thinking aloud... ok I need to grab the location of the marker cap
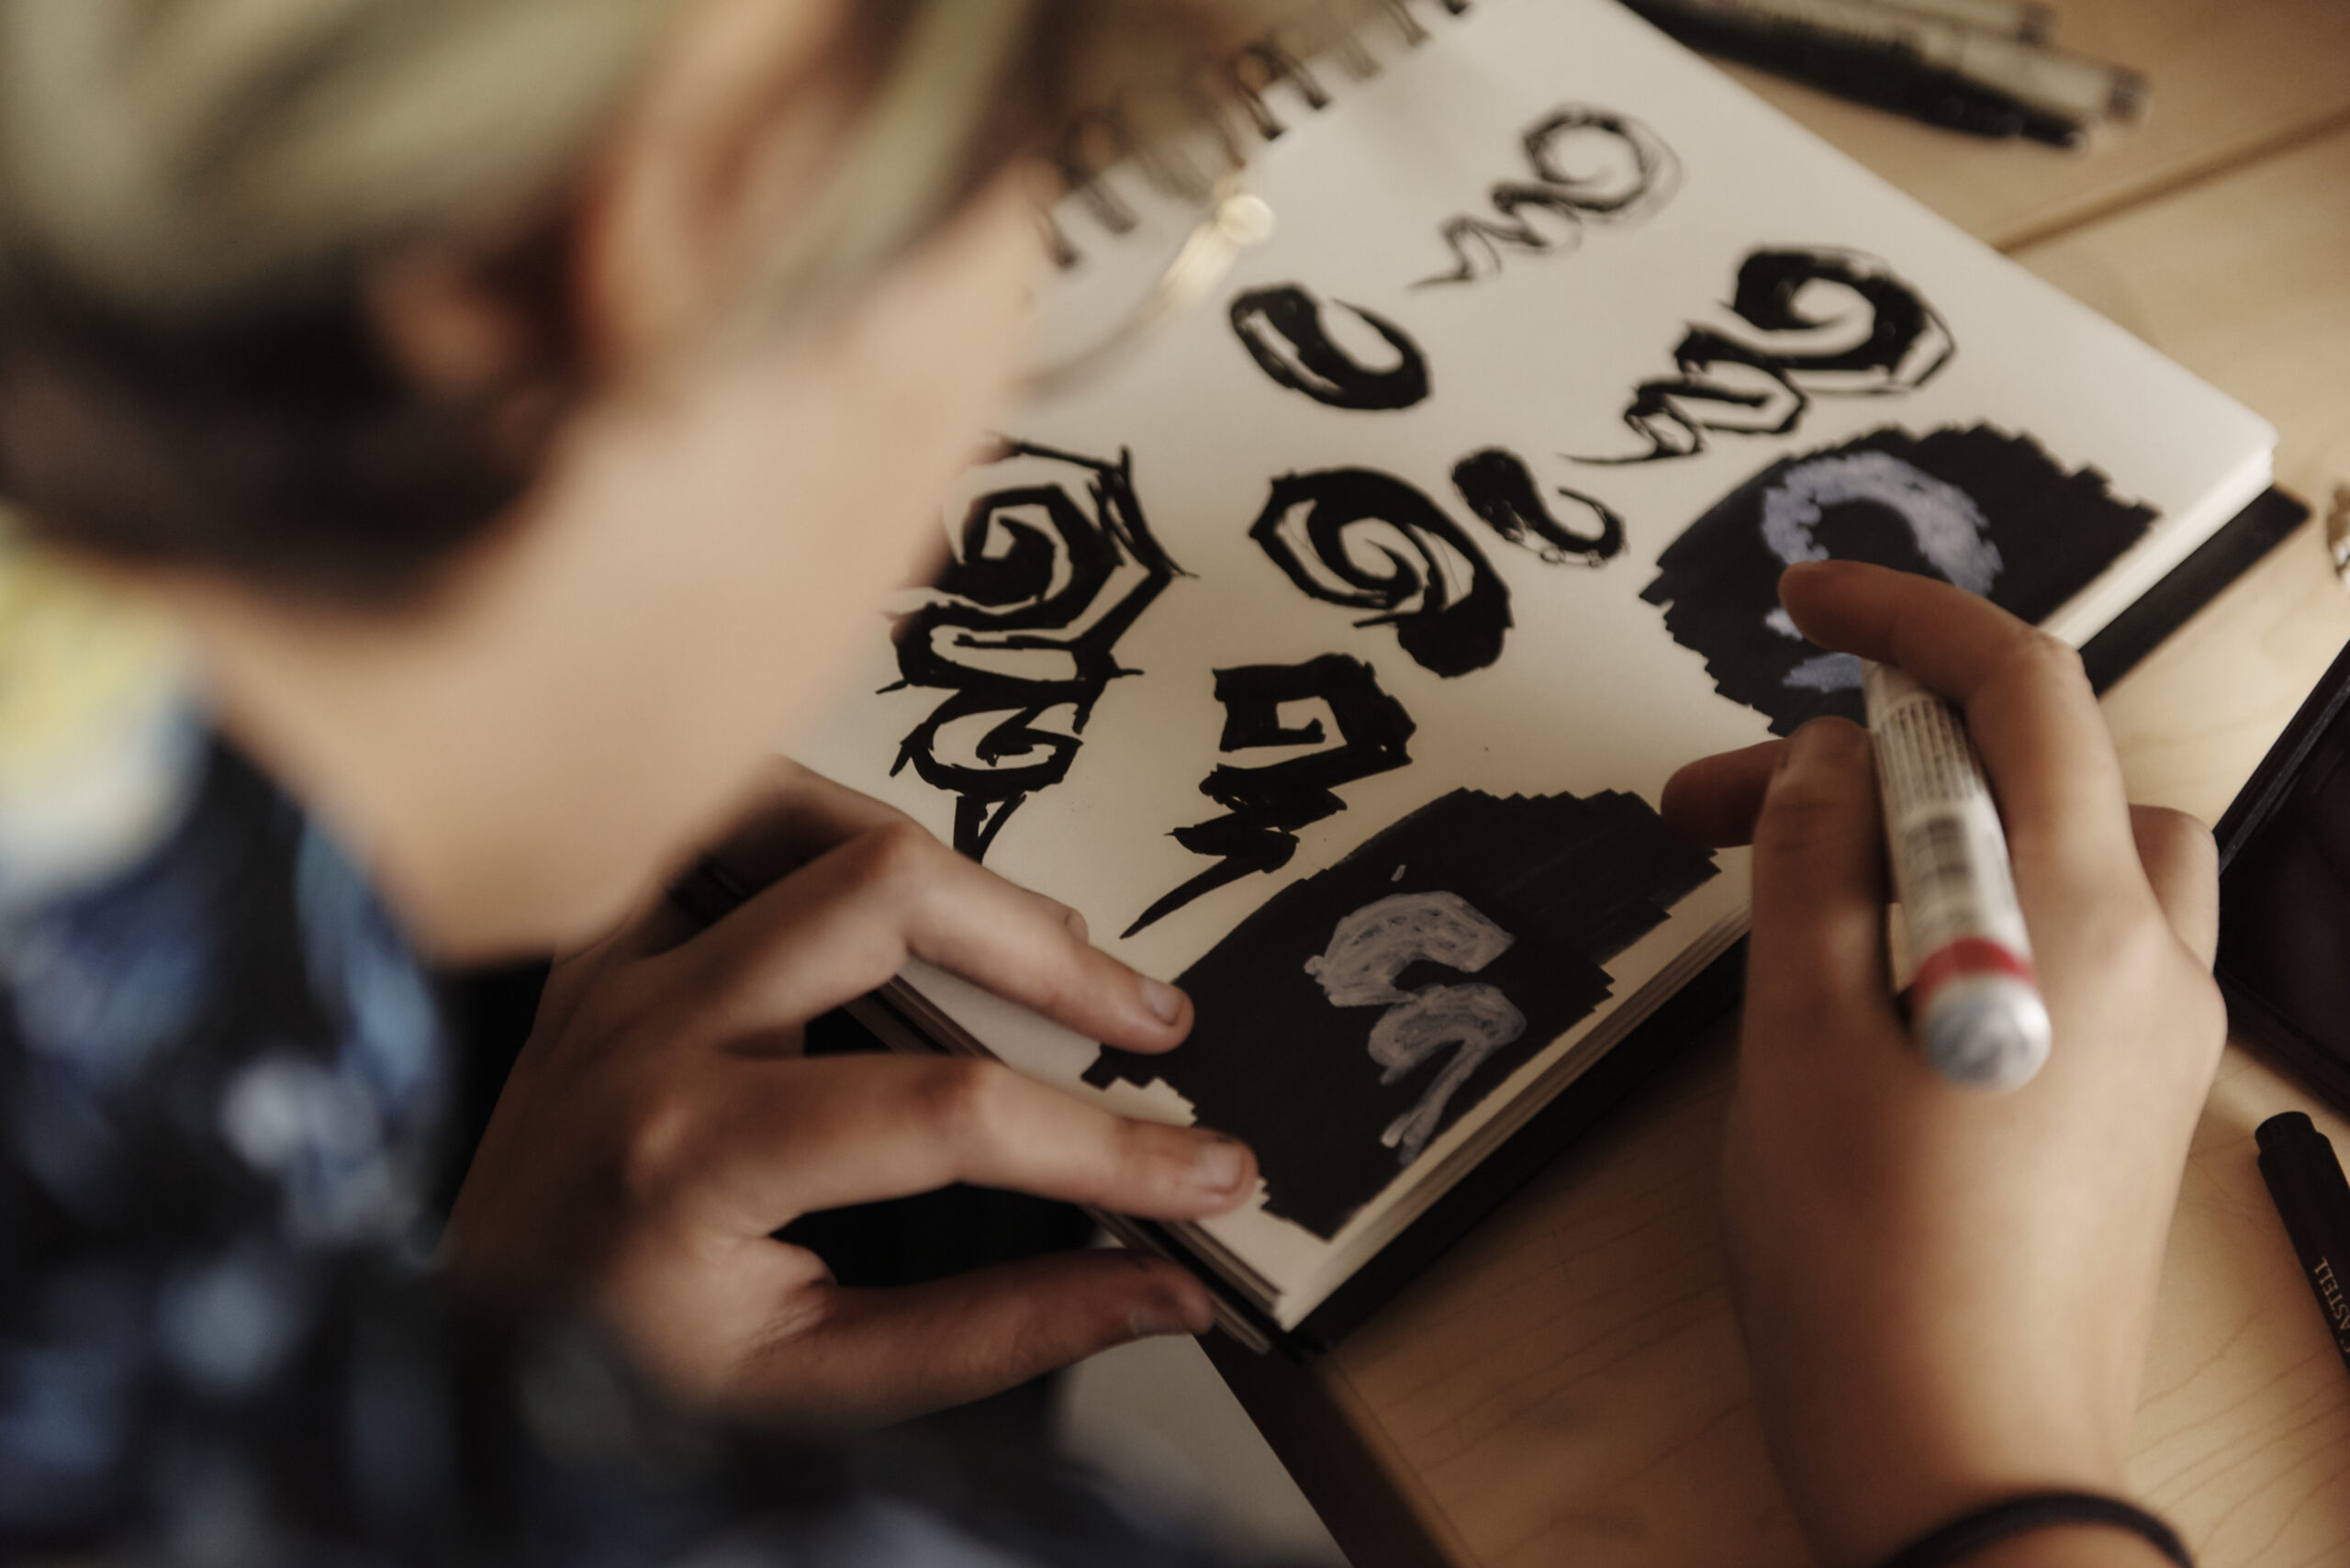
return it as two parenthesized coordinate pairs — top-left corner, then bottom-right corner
(1921, 971), (2053, 1091)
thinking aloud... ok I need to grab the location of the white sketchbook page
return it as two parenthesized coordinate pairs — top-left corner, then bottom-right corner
(789, 0), (2274, 1308)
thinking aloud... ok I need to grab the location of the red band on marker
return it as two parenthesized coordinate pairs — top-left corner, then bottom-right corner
(1914, 936), (2036, 1003)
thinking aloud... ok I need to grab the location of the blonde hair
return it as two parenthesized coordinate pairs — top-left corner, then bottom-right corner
(0, 0), (1310, 597)
(0, 0), (1295, 316)
(0, 0), (674, 310)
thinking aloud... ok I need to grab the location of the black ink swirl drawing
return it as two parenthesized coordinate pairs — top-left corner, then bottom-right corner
(1584, 248), (1955, 465)
(1125, 654), (1415, 937)
(1450, 448), (1626, 566)
(1249, 468), (1513, 678)
(1641, 424), (2158, 734)
(1229, 285), (1431, 410)
(889, 441), (1181, 858)
(1087, 787), (1718, 1238)
(1417, 106), (1682, 287)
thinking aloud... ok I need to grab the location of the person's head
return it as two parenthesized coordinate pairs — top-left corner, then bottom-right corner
(0, 0), (1272, 956)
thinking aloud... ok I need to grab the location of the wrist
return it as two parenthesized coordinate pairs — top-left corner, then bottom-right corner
(1791, 1452), (2141, 1568)
(1960, 1530), (2179, 1568)
(1758, 1363), (2138, 1568)
(1858, 1491), (2192, 1568)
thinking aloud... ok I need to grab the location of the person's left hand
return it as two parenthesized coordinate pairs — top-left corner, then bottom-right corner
(442, 762), (1256, 1428)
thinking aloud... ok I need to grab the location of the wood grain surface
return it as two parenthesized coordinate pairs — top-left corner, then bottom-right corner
(1716, 0), (2350, 250)
(2027, 126), (2350, 827)
(1235, 5), (2350, 1563)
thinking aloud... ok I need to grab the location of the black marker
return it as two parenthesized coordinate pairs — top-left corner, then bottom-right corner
(1622, 0), (2086, 146)
(2255, 1112), (2350, 1377)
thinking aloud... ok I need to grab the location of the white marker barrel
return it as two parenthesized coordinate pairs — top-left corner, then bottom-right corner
(1862, 660), (2052, 1090)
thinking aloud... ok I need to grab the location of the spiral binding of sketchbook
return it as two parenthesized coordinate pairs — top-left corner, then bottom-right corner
(1045, 0), (1472, 255)
(1023, 1), (1482, 384)
(800, 0), (2285, 1355)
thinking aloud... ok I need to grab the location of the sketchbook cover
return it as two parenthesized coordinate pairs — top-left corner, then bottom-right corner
(789, 0), (2277, 1329)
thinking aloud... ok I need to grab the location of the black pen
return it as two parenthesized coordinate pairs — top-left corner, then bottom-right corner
(2255, 1112), (2350, 1376)
(1621, 0), (2083, 145)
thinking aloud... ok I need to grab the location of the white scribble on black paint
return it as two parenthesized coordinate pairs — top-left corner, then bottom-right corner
(1641, 424), (2157, 733)
(1086, 787), (1720, 1238)
(1230, 286), (1431, 410)
(1305, 890), (1527, 1165)
(1125, 655), (1414, 937)
(1450, 448), (1625, 566)
(890, 441), (1180, 858)
(1761, 451), (2000, 694)
(1416, 106), (1681, 287)
(1250, 468), (1513, 678)
(1583, 248), (1953, 465)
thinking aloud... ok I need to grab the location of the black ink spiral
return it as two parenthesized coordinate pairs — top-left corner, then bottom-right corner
(1450, 448), (1625, 566)
(1125, 655), (1416, 936)
(1229, 285), (1431, 410)
(1418, 106), (1682, 287)
(1726, 248), (1954, 389)
(1589, 246), (1955, 465)
(1248, 468), (1513, 678)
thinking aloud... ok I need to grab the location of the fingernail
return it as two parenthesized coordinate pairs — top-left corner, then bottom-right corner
(1128, 1296), (1202, 1339)
(1141, 976), (1187, 1026)
(1062, 905), (1090, 944)
(1188, 1134), (1248, 1193)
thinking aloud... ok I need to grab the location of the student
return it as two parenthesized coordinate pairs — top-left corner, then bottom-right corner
(0, 3), (2223, 1564)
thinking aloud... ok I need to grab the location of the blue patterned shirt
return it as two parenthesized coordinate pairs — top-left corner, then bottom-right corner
(0, 544), (1240, 1567)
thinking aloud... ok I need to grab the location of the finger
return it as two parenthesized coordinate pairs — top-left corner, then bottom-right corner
(1776, 561), (2141, 885)
(625, 763), (925, 957)
(531, 897), (667, 1036)
(680, 819), (1189, 1051)
(1742, 719), (1899, 1070)
(1662, 738), (1785, 847)
(2128, 804), (2219, 968)
(736, 1249), (1214, 1428)
(643, 1055), (1257, 1233)
(698, 762), (914, 887)
(733, 769), (1091, 943)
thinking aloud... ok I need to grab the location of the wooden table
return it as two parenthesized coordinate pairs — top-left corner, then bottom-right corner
(1214, 4), (2350, 1562)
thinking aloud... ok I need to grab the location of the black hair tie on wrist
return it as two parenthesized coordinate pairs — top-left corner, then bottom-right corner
(1874, 1491), (2193, 1568)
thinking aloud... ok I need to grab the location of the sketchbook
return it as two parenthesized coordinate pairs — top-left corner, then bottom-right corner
(789, 0), (2278, 1349)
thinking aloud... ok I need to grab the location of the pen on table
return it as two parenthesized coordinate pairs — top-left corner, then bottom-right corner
(1855, 0), (2053, 43)
(2255, 1112), (2350, 1377)
(1622, 0), (2143, 148)
(1863, 659), (2053, 1090)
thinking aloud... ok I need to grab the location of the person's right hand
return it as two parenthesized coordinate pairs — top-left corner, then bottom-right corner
(443, 763), (1256, 1429)
(1662, 562), (2226, 1568)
